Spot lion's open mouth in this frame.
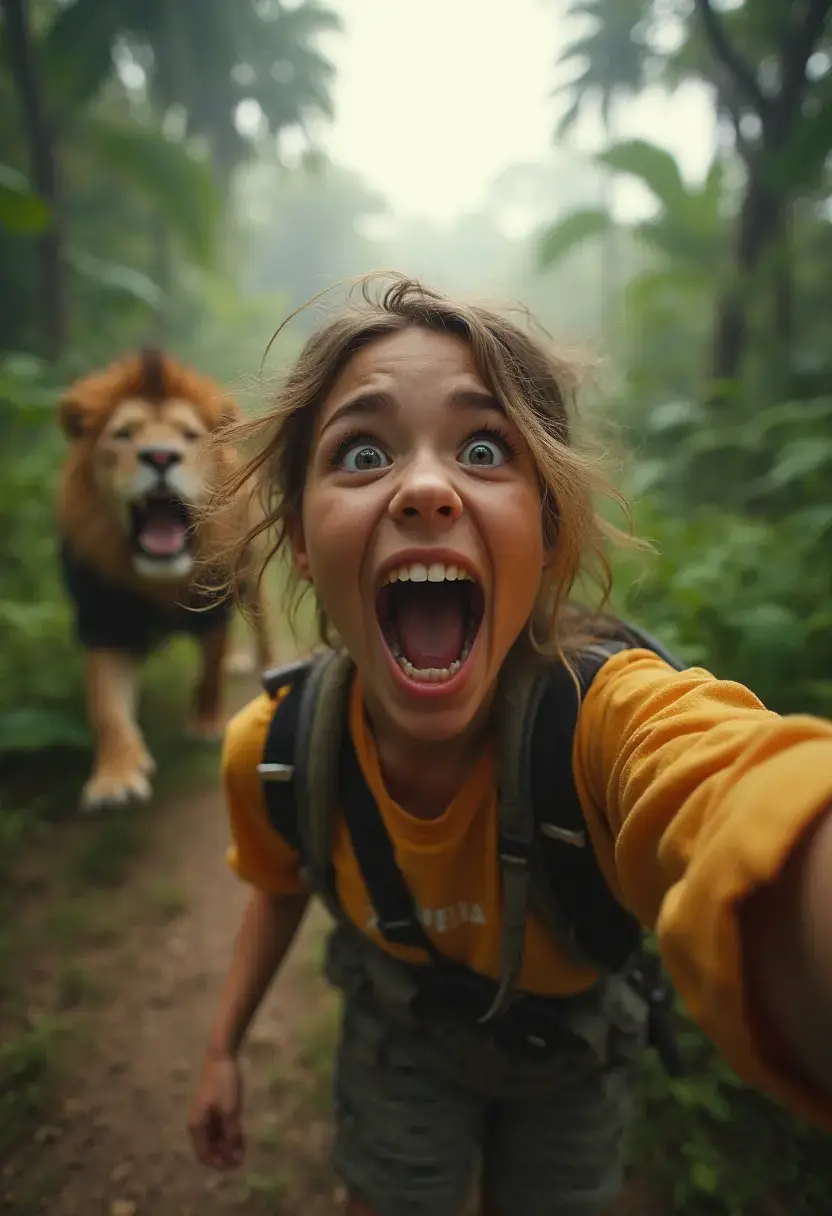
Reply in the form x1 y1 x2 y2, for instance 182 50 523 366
129 496 193 561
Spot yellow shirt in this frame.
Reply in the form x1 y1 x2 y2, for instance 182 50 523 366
223 648 832 1128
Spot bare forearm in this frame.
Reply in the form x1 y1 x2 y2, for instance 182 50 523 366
206 889 309 1059
743 806 832 1095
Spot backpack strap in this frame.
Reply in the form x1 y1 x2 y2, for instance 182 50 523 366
295 649 353 906
339 730 446 960
258 658 314 853
480 646 618 1024
259 652 447 960
528 628 687 972
528 644 641 972
258 651 352 918
477 652 553 1023
485 627 688 1021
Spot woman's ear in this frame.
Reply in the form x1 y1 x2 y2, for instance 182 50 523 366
287 515 313 582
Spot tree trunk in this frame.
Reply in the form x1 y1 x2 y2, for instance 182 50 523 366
772 203 793 358
708 165 782 395
1 0 65 360
695 0 832 402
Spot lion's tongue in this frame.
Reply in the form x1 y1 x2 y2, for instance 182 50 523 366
139 517 187 557
396 583 464 670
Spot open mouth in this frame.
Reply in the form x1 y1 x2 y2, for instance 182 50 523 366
129 495 193 561
375 561 485 686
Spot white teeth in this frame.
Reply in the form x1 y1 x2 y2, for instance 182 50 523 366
398 656 462 683
384 561 474 586
382 561 479 682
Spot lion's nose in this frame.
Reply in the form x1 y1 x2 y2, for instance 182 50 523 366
138 447 182 474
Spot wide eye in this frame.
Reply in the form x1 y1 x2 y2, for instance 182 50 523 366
340 440 390 473
458 436 506 468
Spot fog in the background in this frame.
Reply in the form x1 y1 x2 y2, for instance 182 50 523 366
232 0 716 349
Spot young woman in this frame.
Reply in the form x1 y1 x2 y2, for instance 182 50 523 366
188 275 832 1216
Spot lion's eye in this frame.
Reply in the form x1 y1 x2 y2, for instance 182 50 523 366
111 426 132 441
182 428 203 442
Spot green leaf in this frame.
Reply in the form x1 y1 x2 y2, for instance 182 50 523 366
67 248 164 310
731 603 802 653
702 156 726 211
0 707 89 753
766 439 832 490
597 138 687 211
538 208 613 269
690 1160 720 1195
0 353 53 417
0 165 50 234
554 94 583 138
78 118 222 267
626 265 710 308
766 83 832 193
39 0 131 114
646 399 703 434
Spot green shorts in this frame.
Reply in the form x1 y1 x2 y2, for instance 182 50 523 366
324 922 647 1216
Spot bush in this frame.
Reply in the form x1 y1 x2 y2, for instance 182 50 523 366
634 1006 832 1215
0 354 88 758
607 390 832 1211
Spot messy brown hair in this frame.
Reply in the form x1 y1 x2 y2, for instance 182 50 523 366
203 272 640 658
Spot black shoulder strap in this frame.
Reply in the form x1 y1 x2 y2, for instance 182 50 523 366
338 732 445 960
258 658 315 853
528 624 687 972
259 654 443 961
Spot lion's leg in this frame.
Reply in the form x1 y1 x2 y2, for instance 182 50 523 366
188 625 228 740
81 649 155 811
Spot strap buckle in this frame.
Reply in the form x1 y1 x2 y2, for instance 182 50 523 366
498 832 531 867
539 823 586 848
257 762 295 783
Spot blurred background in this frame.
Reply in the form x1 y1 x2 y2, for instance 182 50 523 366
1 1 831 1213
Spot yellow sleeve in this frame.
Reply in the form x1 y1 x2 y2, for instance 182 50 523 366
221 689 304 896
574 648 832 1128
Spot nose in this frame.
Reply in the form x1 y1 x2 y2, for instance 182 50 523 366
138 447 182 474
389 456 463 526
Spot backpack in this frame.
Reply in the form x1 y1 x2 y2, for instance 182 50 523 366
257 620 686 1075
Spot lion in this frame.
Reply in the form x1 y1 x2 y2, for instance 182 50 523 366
57 347 273 812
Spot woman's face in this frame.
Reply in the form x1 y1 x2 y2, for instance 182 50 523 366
292 327 547 743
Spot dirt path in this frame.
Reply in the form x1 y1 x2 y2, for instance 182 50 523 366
1 673 657 1216
2 679 343 1216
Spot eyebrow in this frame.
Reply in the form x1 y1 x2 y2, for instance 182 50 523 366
319 387 505 436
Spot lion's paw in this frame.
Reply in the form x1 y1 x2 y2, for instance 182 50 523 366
80 753 155 813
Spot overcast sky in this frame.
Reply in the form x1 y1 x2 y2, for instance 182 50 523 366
314 0 717 226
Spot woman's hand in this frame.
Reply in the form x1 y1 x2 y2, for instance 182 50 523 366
187 890 309 1169
743 805 832 1099
188 1051 245 1171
